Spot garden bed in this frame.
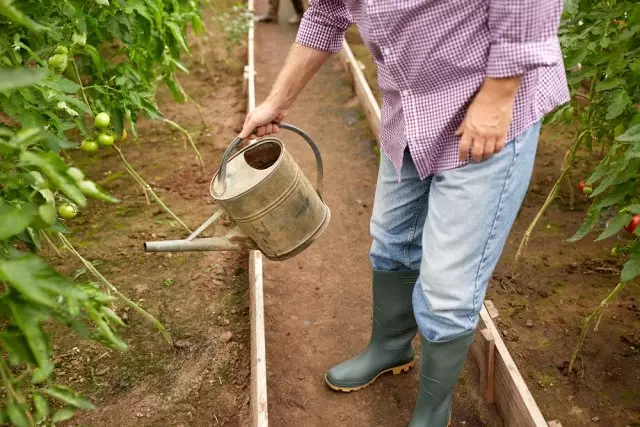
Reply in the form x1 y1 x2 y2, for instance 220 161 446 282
38 8 254 426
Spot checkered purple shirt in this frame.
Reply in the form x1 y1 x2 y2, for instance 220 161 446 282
296 0 570 178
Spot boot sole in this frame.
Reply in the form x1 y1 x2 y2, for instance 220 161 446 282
325 360 415 392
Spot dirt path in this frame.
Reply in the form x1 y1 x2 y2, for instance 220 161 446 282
254 6 498 427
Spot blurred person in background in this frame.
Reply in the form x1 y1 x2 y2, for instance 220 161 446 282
255 0 305 25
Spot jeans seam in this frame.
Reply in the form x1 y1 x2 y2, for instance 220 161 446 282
469 144 520 321
404 188 429 270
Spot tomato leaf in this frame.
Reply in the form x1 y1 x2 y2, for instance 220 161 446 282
6 403 30 427
0 327 37 366
617 124 640 142
627 204 640 214
621 256 640 282
33 393 49 423
0 68 46 92
568 206 602 242
20 151 87 207
0 201 36 240
51 406 77 423
596 78 624 92
44 76 80 94
167 21 191 53
46 385 95 409
596 213 631 241
606 89 630 120
0 0 48 31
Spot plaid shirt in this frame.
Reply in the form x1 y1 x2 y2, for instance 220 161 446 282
296 0 570 178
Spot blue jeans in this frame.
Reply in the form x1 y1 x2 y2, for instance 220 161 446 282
370 122 541 342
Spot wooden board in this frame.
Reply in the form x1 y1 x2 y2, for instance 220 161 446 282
471 328 495 404
249 250 268 427
337 40 381 140
247 2 268 426
478 305 548 427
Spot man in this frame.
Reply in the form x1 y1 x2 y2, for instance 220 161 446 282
255 0 305 24
241 1 569 425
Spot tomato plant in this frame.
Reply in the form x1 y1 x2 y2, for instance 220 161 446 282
0 0 217 423
515 0 640 371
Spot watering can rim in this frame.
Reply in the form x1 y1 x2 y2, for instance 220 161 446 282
209 137 284 202
210 122 325 202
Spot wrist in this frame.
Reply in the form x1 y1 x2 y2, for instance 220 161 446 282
265 93 291 112
479 76 522 102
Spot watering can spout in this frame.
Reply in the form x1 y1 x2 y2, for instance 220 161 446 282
143 212 258 253
144 236 258 253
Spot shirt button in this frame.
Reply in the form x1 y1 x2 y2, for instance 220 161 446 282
402 89 409 96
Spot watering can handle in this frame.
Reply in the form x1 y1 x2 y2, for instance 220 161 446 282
213 122 324 199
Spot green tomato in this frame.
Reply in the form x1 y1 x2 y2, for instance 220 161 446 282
611 247 618 257
38 203 57 226
80 139 99 153
98 133 115 146
583 186 593 195
58 204 77 219
95 112 111 129
563 106 574 122
47 54 68 73
55 45 68 55
66 167 85 182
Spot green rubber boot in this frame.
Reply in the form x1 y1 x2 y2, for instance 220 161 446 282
325 270 419 392
407 333 475 427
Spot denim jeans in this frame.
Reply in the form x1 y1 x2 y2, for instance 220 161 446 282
369 121 541 342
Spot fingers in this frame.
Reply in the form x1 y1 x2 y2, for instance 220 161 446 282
481 137 496 161
458 133 473 162
239 113 254 138
471 137 485 162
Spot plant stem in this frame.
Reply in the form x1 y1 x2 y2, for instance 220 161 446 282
57 233 173 346
512 131 585 274
41 230 61 257
113 145 192 233
163 118 205 172
184 93 209 131
0 358 35 426
568 281 626 373
70 56 93 118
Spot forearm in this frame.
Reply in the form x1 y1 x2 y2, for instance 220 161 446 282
266 43 332 109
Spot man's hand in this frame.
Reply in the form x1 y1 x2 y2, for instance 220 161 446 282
238 43 332 140
456 76 521 162
239 100 288 139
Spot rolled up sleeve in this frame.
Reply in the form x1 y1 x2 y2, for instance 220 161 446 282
295 0 353 53
486 1 564 78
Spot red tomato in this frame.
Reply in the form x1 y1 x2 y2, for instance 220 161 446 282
625 215 640 234
577 180 585 192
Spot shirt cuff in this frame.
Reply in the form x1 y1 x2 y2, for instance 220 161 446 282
295 16 345 53
486 38 562 78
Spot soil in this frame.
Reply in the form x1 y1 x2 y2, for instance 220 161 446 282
39 5 253 426
253 3 500 426
342 25 640 427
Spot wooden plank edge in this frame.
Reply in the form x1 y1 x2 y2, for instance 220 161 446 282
479 305 548 427
338 38 555 427
247 2 268 426
337 40 381 140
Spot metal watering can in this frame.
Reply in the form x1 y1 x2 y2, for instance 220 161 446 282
144 123 331 261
